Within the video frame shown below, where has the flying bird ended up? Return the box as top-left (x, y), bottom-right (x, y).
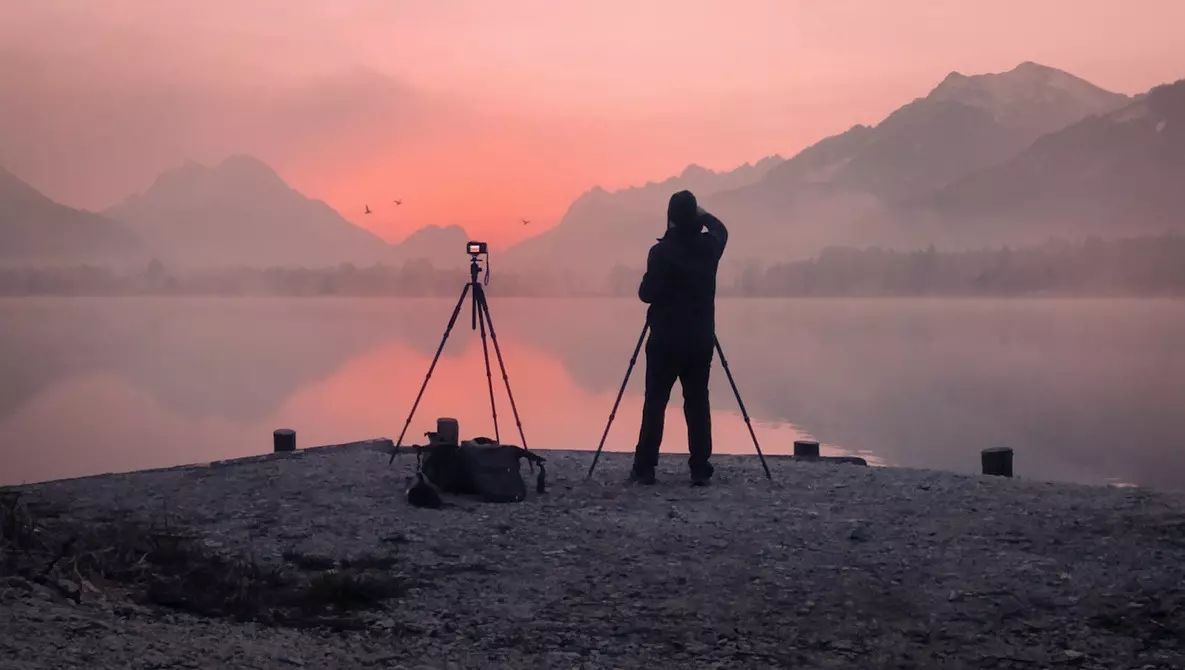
top-left (393, 199), bottom-right (403, 206)
top-left (365, 205), bottom-right (372, 215)
top-left (521, 218), bottom-right (530, 226)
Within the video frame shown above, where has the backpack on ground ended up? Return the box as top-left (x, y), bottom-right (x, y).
top-left (417, 436), bottom-right (545, 503)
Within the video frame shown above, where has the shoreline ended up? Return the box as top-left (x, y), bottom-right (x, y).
top-left (3, 443), bottom-right (1184, 668)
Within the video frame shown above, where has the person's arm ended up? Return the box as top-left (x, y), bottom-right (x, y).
top-left (638, 244), bottom-right (667, 304)
top-left (698, 206), bottom-right (728, 257)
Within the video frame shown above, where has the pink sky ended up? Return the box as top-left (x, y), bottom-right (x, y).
top-left (2, 1), bottom-right (1183, 246)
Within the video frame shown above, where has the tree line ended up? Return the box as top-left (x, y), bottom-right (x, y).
top-left (3, 235), bottom-right (1185, 298)
top-left (725, 235), bottom-right (1185, 297)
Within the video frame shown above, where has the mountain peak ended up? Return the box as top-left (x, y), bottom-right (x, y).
top-left (1011, 61), bottom-right (1072, 78)
top-left (932, 61), bottom-right (1117, 98)
top-left (393, 224), bottom-right (471, 266)
top-left (927, 61), bottom-right (1128, 124)
top-left (209, 154), bottom-right (287, 191)
top-left (937, 70), bottom-right (969, 87)
top-left (105, 155), bottom-right (391, 268)
top-left (135, 155), bottom-right (290, 205)
top-left (680, 164), bottom-right (713, 179)
top-left (216, 154), bottom-right (281, 179)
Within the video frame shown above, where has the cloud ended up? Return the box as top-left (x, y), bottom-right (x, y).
top-left (0, 44), bottom-right (435, 210)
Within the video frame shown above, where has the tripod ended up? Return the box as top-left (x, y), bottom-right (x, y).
top-left (586, 323), bottom-right (772, 480)
top-left (388, 248), bottom-right (530, 465)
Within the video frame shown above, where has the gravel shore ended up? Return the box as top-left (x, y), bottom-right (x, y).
top-left (3, 442), bottom-right (1184, 669)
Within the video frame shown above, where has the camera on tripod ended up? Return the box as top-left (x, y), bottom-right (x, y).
top-left (390, 235), bottom-right (530, 467)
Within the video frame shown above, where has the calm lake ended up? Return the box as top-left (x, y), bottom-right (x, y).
top-left (1, 297), bottom-right (1183, 490)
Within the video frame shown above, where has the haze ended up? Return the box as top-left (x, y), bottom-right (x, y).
top-left (3, 0), bottom-right (1184, 247)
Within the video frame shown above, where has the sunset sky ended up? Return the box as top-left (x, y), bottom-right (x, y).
top-left (3, 1), bottom-right (1184, 247)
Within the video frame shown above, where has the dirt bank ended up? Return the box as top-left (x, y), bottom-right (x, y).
top-left (3, 443), bottom-right (1184, 669)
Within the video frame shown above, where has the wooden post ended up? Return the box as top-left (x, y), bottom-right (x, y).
top-left (273, 428), bottom-right (296, 453)
top-left (436, 418), bottom-right (459, 446)
top-left (794, 440), bottom-right (820, 458)
top-left (981, 447), bottom-right (1013, 477)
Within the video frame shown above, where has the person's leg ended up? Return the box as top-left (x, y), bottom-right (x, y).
top-left (679, 345), bottom-right (714, 482)
top-left (633, 340), bottom-right (678, 479)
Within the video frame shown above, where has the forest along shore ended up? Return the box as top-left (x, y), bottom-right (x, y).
top-left (2, 443), bottom-right (1184, 669)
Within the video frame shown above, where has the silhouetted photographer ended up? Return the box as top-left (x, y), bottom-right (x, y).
top-left (629, 190), bottom-right (728, 486)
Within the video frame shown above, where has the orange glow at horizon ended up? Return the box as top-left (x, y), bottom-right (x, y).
top-left (3, 1), bottom-right (1185, 247)
top-left (278, 336), bottom-right (846, 462)
top-left (0, 329), bottom-right (876, 485)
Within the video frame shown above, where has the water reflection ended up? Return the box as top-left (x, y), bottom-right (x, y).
top-left (1, 298), bottom-right (1181, 489)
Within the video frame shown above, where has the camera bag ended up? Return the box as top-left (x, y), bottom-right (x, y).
top-left (418, 436), bottom-right (545, 503)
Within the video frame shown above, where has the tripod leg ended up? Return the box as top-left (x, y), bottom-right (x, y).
top-left (475, 286), bottom-right (529, 456)
top-left (388, 283), bottom-right (471, 464)
top-left (714, 336), bottom-right (772, 480)
top-left (476, 292), bottom-right (501, 443)
top-left (587, 322), bottom-right (649, 480)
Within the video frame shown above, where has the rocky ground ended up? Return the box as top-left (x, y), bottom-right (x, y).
top-left (2, 442), bottom-right (1184, 669)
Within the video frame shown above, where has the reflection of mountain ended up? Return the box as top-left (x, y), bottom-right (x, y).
top-left (105, 156), bottom-right (394, 269)
top-left (0, 167), bottom-right (145, 266)
top-left (5, 299), bottom-right (1185, 490)
top-left (0, 299), bottom-right (475, 424)
top-left (496, 299), bottom-right (1185, 490)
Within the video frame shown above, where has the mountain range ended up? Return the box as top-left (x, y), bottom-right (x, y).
top-left (886, 78), bottom-right (1185, 248)
top-left (4, 62), bottom-right (1182, 281)
top-left (508, 61), bottom-right (1152, 280)
top-left (1, 156), bottom-right (470, 269)
top-left (503, 155), bottom-right (785, 278)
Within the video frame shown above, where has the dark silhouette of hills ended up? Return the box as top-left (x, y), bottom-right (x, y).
top-left (502, 156), bottom-right (783, 279)
top-left (833, 62), bottom-right (1125, 199)
top-left (0, 167), bottom-right (144, 265)
top-left (709, 62), bottom-right (1130, 261)
top-left (506, 63), bottom-right (1133, 282)
top-left (724, 62), bottom-right (1127, 205)
top-left (10, 63), bottom-right (1172, 280)
top-left (881, 79), bottom-right (1185, 247)
top-left (105, 155), bottom-right (394, 269)
top-left (391, 224), bottom-right (471, 269)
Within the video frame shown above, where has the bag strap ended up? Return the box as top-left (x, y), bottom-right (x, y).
top-left (519, 450), bottom-right (547, 494)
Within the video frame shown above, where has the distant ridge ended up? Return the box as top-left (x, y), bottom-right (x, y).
top-left (878, 78), bottom-right (1185, 246)
top-left (0, 166), bottom-right (144, 265)
top-left (505, 62), bottom-right (1136, 282)
top-left (391, 224), bottom-right (471, 268)
top-left (106, 155), bottom-right (394, 269)
top-left (729, 61), bottom-right (1130, 205)
top-left (503, 154), bottom-right (784, 277)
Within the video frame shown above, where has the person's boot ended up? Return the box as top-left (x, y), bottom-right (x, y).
top-left (690, 462), bottom-right (714, 487)
top-left (628, 465), bottom-right (657, 485)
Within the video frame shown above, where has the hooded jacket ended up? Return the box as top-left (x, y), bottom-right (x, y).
top-left (638, 210), bottom-right (728, 351)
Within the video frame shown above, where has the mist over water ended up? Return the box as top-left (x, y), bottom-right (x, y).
top-left (1, 297), bottom-right (1182, 490)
